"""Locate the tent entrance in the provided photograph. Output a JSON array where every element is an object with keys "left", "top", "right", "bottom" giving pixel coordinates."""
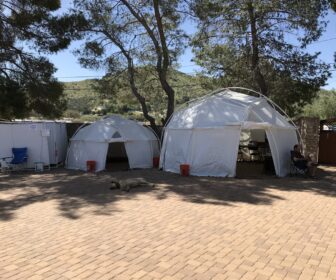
[
  {"left": 105, "top": 142, "right": 130, "bottom": 171},
  {"left": 235, "top": 129, "right": 275, "bottom": 177}
]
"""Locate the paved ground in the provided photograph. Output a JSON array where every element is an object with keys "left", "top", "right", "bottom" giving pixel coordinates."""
[{"left": 0, "top": 166, "right": 335, "bottom": 280}]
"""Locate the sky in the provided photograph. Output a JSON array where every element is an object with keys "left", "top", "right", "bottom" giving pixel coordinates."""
[{"left": 50, "top": 4, "right": 336, "bottom": 90}]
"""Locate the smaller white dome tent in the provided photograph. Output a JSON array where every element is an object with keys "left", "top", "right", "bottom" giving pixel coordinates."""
[
  {"left": 66, "top": 115, "right": 159, "bottom": 172},
  {"left": 160, "top": 88, "right": 299, "bottom": 177}
]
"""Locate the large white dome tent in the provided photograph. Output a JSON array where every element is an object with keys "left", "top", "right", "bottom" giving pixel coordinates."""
[
  {"left": 66, "top": 115, "right": 159, "bottom": 172},
  {"left": 159, "top": 88, "right": 299, "bottom": 177}
]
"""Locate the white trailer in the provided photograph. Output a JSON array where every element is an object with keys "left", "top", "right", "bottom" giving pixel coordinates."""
[{"left": 0, "top": 121, "right": 68, "bottom": 168}]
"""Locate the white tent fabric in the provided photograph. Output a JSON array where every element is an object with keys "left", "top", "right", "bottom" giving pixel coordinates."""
[
  {"left": 66, "top": 115, "right": 159, "bottom": 172},
  {"left": 0, "top": 121, "right": 67, "bottom": 168},
  {"left": 160, "top": 89, "right": 298, "bottom": 177}
]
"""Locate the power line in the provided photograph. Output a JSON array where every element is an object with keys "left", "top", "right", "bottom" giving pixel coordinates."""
[
  {"left": 57, "top": 59, "right": 336, "bottom": 80},
  {"left": 64, "top": 88, "right": 96, "bottom": 90},
  {"left": 57, "top": 60, "right": 334, "bottom": 78},
  {"left": 178, "top": 64, "right": 198, "bottom": 68},
  {"left": 56, "top": 65, "right": 199, "bottom": 79},
  {"left": 309, "top": 37, "right": 336, "bottom": 45},
  {"left": 64, "top": 83, "right": 207, "bottom": 91},
  {"left": 56, "top": 75, "right": 104, "bottom": 79}
]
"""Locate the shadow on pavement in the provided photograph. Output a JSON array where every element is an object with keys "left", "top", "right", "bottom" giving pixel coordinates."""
[{"left": 0, "top": 165, "right": 334, "bottom": 221}]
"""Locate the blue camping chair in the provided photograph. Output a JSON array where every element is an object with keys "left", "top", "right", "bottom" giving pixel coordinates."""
[{"left": 0, "top": 148, "right": 28, "bottom": 171}]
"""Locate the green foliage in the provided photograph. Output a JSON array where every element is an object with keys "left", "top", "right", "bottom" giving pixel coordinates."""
[
  {"left": 192, "top": 0, "right": 332, "bottom": 116},
  {"left": 331, "top": 0, "right": 336, "bottom": 11},
  {"left": 303, "top": 89, "right": 336, "bottom": 119},
  {"left": 1, "top": 0, "right": 334, "bottom": 121},
  {"left": 0, "top": 0, "right": 79, "bottom": 120},
  {"left": 63, "top": 69, "right": 208, "bottom": 123},
  {"left": 0, "top": 77, "right": 28, "bottom": 119},
  {"left": 70, "top": 0, "right": 189, "bottom": 131},
  {"left": 63, "top": 80, "right": 100, "bottom": 114}
]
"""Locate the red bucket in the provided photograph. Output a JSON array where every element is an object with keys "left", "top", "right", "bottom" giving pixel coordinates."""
[
  {"left": 86, "top": 160, "right": 96, "bottom": 172},
  {"left": 180, "top": 164, "right": 190, "bottom": 176},
  {"left": 153, "top": 157, "right": 160, "bottom": 168}
]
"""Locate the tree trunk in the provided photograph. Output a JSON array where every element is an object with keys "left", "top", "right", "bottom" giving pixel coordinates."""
[
  {"left": 102, "top": 29, "right": 160, "bottom": 136},
  {"left": 126, "top": 59, "right": 160, "bottom": 135},
  {"left": 121, "top": 0, "right": 175, "bottom": 126},
  {"left": 247, "top": 2, "right": 268, "bottom": 96},
  {"left": 158, "top": 74, "right": 175, "bottom": 124},
  {"left": 153, "top": 0, "right": 175, "bottom": 124}
]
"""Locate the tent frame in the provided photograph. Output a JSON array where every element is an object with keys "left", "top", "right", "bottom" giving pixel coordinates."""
[{"left": 161, "top": 87, "right": 301, "bottom": 143}]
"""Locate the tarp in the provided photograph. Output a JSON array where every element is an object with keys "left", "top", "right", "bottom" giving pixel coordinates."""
[
  {"left": 160, "top": 89, "right": 298, "bottom": 177},
  {"left": 66, "top": 115, "right": 159, "bottom": 172}
]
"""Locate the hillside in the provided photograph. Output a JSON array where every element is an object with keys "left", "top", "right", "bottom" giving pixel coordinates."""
[
  {"left": 63, "top": 69, "right": 210, "bottom": 122},
  {"left": 63, "top": 69, "right": 336, "bottom": 123},
  {"left": 302, "top": 89, "right": 336, "bottom": 120}
]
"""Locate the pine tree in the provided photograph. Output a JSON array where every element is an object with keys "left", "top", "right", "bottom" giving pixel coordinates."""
[
  {"left": 0, "top": 0, "right": 79, "bottom": 119},
  {"left": 192, "top": 0, "right": 332, "bottom": 115},
  {"left": 71, "top": 0, "right": 187, "bottom": 133}
]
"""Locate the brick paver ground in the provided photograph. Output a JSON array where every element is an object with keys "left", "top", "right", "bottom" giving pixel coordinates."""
[{"left": 0, "top": 166, "right": 335, "bottom": 280}]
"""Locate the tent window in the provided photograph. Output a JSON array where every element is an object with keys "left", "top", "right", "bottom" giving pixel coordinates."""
[{"left": 112, "top": 131, "right": 122, "bottom": 138}]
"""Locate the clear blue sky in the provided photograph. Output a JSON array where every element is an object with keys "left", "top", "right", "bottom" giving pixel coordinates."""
[{"left": 50, "top": 4, "right": 336, "bottom": 90}]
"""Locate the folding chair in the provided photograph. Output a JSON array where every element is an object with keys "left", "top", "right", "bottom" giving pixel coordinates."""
[
  {"left": 1, "top": 147, "right": 28, "bottom": 171},
  {"left": 289, "top": 151, "right": 307, "bottom": 176}
]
